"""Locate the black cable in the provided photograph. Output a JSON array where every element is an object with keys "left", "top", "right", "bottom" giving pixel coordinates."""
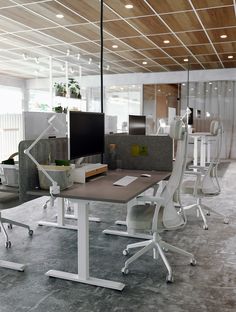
[
  {"left": 100, "top": 0, "right": 104, "bottom": 163},
  {"left": 100, "top": 0, "right": 104, "bottom": 114}
]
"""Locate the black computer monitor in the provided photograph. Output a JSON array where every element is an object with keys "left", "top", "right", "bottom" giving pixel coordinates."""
[
  {"left": 68, "top": 111, "right": 104, "bottom": 160},
  {"left": 128, "top": 115, "right": 146, "bottom": 135}
]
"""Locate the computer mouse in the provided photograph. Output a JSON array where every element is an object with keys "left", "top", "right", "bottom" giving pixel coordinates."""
[{"left": 140, "top": 173, "right": 151, "bottom": 178}]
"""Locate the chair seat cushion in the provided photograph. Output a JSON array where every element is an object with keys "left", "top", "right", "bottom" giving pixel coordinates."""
[{"left": 126, "top": 203, "right": 155, "bottom": 232}]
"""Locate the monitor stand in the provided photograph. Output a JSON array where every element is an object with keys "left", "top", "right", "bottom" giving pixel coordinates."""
[{"left": 73, "top": 163, "right": 108, "bottom": 183}]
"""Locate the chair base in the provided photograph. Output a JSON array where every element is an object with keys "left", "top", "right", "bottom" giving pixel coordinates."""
[
  {"left": 0, "top": 216, "right": 33, "bottom": 248},
  {"left": 184, "top": 198, "right": 229, "bottom": 230},
  {"left": 121, "top": 233, "right": 196, "bottom": 283}
]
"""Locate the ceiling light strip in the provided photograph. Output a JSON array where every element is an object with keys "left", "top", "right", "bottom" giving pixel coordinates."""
[{"left": 187, "top": 0, "right": 224, "bottom": 68}]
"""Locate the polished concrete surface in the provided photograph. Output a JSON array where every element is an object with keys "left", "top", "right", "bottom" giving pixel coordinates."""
[{"left": 0, "top": 161, "right": 235, "bottom": 312}]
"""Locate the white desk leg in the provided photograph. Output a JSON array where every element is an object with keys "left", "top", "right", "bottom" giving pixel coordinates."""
[
  {"left": 46, "top": 200, "right": 125, "bottom": 291},
  {"left": 0, "top": 260, "right": 25, "bottom": 271},
  {"left": 65, "top": 204, "right": 101, "bottom": 223},
  {"left": 38, "top": 197, "right": 77, "bottom": 230},
  {"left": 207, "top": 138, "right": 211, "bottom": 163},
  {"left": 200, "top": 136, "right": 206, "bottom": 167},
  {"left": 193, "top": 136, "right": 198, "bottom": 166},
  {"left": 103, "top": 200, "right": 152, "bottom": 240}
]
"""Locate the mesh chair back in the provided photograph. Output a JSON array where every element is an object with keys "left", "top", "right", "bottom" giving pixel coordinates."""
[{"left": 152, "top": 118, "right": 188, "bottom": 230}]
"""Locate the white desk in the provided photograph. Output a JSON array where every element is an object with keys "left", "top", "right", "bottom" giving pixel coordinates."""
[
  {"left": 30, "top": 170, "right": 170, "bottom": 291},
  {"left": 190, "top": 132, "right": 213, "bottom": 167}
]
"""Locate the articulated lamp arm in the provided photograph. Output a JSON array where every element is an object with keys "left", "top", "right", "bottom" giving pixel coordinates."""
[{"left": 24, "top": 115, "right": 60, "bottom": 195}]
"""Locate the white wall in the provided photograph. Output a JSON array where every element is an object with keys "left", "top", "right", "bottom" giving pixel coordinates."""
[{"left": 26, "top": 68, "right": 236, "bottom": 90}]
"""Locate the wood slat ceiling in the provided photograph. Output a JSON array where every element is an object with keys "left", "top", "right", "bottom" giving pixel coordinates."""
[{"left": 0, "top": 0, "right": 235, "bottom": 78}]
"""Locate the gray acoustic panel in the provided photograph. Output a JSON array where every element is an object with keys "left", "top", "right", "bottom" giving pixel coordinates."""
[
  {"left": 105, "top": 134, "right": 172, "bottom": 171},
  {"left": 18, "top": 138, "right": 68, "bottom": 202}
]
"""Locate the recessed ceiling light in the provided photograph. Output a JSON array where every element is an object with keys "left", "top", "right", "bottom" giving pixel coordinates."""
[
  {"left": 209, "top": 82, "right": 212, "bottom": 85},
  {"left": 182, "top": 83, "right": 186, "bottom": 86},
  {"left": 183, "top": 58, "right": 189, "bottom": 62},
  {"left": 214, "top": 87, "right": 218, "bottom": 90},
  {"left": 163, "top": 40, "right": 170, "bottom": 44},
  {"left": 112, "top": 44, "right": 118, "bottom": 49},
  {"left": 142, "top": 61, "right": 147, "bottom": 65},
  {"left": 220, "top": 34, "right": 227, "bottom": 39},
  {"left": 56, "top": 14, "right": 64, "bottom": 19},
  {"left": 125, "top": 4, "right": 133, "bottom": 9},
  {"left": 228, "top": 55, "right": 233, "bottom": 59}
]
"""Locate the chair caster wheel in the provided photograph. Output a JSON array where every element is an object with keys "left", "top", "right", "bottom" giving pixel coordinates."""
[
  {"left": 190, "top": 258, "right": 197, "bottom": 266},
  {"left": 8, "top": 224, "right": 13, "bottom": 229},
  {"left": 5, "top": 241, "right": 11, "bottom": 248},
  {"left": 166, "top": 274, "right": 174, "bottom": 283},
  {"left": 224, "top": 218, "right": 229, "bottom": 224},
  {"left": 123, "top": 249, "right": 129, "bottom": 256},
  {"left": 206, "top": 211, "right": 210, "bottom": 216},
  {"left": 121, "top": 267, "right": 129, "bottom": 275},
  {"left": 29, "top": 229, "right": 33, "bottom": 236},
  {"left": 203, "top": 224, "right": 208, "bottom": 230}
]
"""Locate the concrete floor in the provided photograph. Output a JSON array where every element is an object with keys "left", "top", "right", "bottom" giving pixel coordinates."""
[{"left": 0, "top": 161, "right": 235, "bottom": 312}]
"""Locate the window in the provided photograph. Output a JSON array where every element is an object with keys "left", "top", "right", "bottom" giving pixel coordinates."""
[{"left": 0, "top": 86, "right": 23, "bottom": 113}]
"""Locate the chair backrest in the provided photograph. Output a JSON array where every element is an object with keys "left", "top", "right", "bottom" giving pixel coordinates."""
[{"left": 152, "top": 118, "right": 189, "bottom": 230}]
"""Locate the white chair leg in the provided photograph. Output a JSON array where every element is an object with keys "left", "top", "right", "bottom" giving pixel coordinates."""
[
  {"left": 122, "top": 241, "right": 155, "bottom": 271},
  {"left": 197, "top": 205, "right": 208, "bottom": 230},
  {"left": 126, "top": 239, "right": 152, "bottom": 251},
  {"left": 1, "top": 217, "right": 31, "bottom": 231},
  {"left": 161, "top": 241, "right": 195, "bottom": 261},
  {"left": 154, "top": 241, "right": 173, "bottom": 282},
  {"left": 0, "top": 221, "right": 10, "bottom": 248}
]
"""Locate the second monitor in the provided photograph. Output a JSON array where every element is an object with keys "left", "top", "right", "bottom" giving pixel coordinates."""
[{"left": 128, "top": 115, "right": 146, "bottom": 135}]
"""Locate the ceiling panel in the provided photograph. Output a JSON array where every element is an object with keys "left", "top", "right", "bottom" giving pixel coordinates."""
[
  {"left": 56, "top": 0, "right": 119, "bottom": 22},
  {"left": 176, "top": 31, "right": 210, "bottom": 45},
  {"left": 146, "top": 0, "right": 192, "bottom": 13},
  {"left": 68, "top": 23, "right": 112, "bottom": 41},
  {"left": 128, "top": 16, "right": 170, "bottom": 35},
  {"left": 0, "top": 0, "right": 233, "bottom": 78},
  {"left": 25, "top": 1, "right": 87, "bottom": 26},
  {"left": 207, "top": 27, "right": 236, "bottom": 43},
  {"left": 121, "top": 36, "right": 156, "bottom": 49},
  {"left": 198, "top": 6, "right": 236, "bottom": 29},
  {"left": 104, "top": 0, "right": 154, "bottom": 18},
  {"left": 188, "top": 44, "right": 216, "bottom": 55},
  {"left": 103, "top": 20, "right": 141, "bottom": 37},
  {"left": 0, "top": 6, "right": 56, "bottom": 28},
  {"left": 137, "top": 48, "right": 168, "bottom": 59},
  {"left": 160, "top": 12, "right": 203, "bottom": 32},
  {"left": 162, "top": 46, "right": 190, "bottom": 57},
  {"left": 147, "top": 34, "right": 182, "bottom": 47},
  {"left": 191, "top": 0, "right": 233, "bottom": 9}
]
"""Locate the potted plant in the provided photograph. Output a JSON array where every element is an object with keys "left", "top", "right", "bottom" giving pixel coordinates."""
[
  {"left": 54, "top": 82, "right": 66, "bottom": 97},
  {"left": 68, "top": 78, "right": 81, "bottom": 99}
]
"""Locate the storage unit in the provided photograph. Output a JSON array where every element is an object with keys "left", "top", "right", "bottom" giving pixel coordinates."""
[{"left": 0, "top": 164, "right": 19, "bottom": 187}]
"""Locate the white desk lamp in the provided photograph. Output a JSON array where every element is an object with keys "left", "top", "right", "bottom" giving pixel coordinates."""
[{"left": 24, "top": 115, "right": 61, "bottom": 195}]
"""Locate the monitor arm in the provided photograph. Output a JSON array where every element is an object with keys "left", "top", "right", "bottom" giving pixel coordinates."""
[{"left": 24, "top": 115, "right": 60, "bottom": 195}]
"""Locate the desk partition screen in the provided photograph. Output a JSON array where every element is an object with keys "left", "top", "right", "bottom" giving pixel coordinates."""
[{"left": 68, "top": 111, "right": 104, "bottom": 160}]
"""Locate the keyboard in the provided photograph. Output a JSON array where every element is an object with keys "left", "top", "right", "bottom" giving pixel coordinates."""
[{"left": 113, "top": 175, "right": 138, "bottom": 186}]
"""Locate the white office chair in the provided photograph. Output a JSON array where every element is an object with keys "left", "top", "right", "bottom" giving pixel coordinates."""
[
  {"left": 0, "top": 193, "right": 33, "bottom": 248},
  {"left": 181, "top": 120, "right": 228, "bottom": 229},
  {"left": 121, "top": 118, "right": 196, "bottom": 283}
]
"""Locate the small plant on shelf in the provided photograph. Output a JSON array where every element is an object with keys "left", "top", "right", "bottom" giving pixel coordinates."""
[
  {"left": 54, "top": 82, "right": 66, "bottom": 97},
  {"left": 68, "top": 78, "right": 81, "bottom": 99}
]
